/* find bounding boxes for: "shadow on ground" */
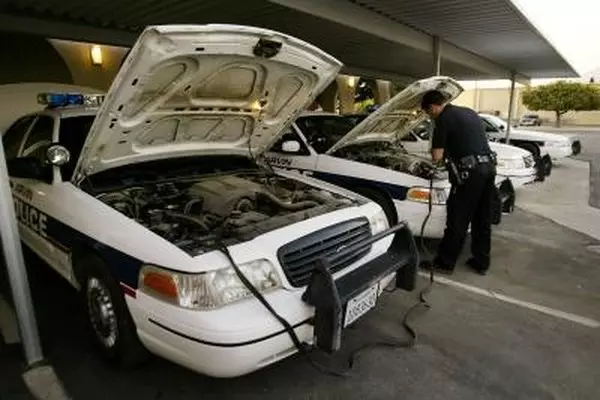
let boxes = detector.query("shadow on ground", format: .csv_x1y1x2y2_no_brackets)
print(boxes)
2,210,600,400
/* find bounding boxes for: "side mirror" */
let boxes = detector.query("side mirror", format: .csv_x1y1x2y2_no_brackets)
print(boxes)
46,144,70,166
281,140,301,153
498,125,505,131
7,157,47,180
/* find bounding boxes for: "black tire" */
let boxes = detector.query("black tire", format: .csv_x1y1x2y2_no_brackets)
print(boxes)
354,187,398,226
542,155,553,177
518,142,540,158
80,254,148,368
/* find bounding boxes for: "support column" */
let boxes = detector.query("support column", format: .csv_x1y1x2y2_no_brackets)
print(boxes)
505,71,517,142
316,80,339,112
335,75,357,114
433,36,441,75
0,143,43,367
374,80,391,104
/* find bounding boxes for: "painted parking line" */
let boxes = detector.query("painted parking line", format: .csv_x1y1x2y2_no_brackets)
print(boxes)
418,272,600,328
0,294,20,344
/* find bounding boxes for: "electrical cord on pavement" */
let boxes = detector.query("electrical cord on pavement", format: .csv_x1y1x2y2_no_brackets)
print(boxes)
345,175,437,369
215,175,438,376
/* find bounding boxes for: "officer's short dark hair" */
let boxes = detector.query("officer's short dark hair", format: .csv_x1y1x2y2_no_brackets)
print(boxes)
420,90,447,110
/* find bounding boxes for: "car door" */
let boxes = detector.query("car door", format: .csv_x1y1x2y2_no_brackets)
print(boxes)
9,115,68,275
266,125,318,175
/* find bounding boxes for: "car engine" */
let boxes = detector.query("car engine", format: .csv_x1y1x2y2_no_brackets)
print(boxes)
333,141,442,180
95,174,355,255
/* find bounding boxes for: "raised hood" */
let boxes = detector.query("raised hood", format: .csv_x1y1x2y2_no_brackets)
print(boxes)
326,76,463,154
73,24,342,181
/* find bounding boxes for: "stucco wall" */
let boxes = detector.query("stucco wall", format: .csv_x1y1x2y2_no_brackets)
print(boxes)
0,83,100,132
455,86,600,126
48,39,128,91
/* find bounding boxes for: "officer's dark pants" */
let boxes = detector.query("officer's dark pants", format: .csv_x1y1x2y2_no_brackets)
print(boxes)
436,163,496,270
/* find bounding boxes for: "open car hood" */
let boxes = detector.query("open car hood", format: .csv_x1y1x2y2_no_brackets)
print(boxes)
326,76,463,154
73,24,342,182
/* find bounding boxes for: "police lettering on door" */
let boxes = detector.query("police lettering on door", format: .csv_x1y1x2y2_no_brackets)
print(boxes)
14,197,48,238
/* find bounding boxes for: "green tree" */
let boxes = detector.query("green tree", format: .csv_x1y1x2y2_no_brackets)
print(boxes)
522,81,600,127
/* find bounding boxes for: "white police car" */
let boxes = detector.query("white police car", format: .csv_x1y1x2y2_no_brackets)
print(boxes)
398,119,540,188
479,113,580,162
266,76,516,238
3,24,419,377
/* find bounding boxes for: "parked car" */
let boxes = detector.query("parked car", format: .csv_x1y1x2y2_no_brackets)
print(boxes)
3,24,419,378
479,113,581,161
519,114,542,126
265,76,516,239
345,116,543,187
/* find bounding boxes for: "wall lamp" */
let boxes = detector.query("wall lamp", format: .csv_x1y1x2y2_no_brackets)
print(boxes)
90,45,103,66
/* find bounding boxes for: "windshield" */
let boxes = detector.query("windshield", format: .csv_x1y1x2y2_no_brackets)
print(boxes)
295,115,357,153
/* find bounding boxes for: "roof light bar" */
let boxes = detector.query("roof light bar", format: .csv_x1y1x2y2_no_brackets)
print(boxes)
37,93,106,108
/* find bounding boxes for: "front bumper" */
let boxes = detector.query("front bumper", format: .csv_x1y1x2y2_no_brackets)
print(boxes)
547,144,573,160
130,223,418,378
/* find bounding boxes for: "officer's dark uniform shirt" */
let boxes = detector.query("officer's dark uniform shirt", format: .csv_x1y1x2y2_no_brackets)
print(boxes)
431,104,491,162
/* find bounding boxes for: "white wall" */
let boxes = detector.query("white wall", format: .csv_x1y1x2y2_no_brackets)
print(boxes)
0,83,100,133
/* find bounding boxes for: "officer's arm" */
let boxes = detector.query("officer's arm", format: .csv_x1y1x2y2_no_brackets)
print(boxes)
431,119,446,164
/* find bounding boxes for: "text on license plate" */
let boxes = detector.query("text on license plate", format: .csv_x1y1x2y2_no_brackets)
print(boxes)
344,283,379,327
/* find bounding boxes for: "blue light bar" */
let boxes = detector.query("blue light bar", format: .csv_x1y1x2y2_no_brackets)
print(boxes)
37,93,105,108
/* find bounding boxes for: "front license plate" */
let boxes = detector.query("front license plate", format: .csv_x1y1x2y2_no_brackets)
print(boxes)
344,283,379,327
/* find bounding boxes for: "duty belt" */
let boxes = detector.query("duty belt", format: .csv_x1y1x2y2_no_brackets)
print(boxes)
457,153,497,170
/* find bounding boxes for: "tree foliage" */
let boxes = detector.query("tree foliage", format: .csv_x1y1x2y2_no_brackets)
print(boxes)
522,81,600,126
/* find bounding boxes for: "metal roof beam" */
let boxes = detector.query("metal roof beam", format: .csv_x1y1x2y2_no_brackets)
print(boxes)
0,13,137,46
268,0,530,83
341,65,418,86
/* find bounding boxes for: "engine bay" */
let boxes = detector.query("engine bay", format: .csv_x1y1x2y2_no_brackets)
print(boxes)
333,141,446,180
95,173,356,255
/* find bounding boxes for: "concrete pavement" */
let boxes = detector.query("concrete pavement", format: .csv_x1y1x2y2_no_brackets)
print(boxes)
517,158,600,240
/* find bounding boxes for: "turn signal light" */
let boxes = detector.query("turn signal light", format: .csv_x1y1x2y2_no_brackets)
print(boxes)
142,271,178,300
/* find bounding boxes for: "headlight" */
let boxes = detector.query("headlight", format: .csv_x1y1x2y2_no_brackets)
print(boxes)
139,260,282,310
406,187,447,205
497,158,525,169
368,208,389,234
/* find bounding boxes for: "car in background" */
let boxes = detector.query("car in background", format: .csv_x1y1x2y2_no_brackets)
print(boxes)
265,76,516,239
3,24,419,378
344,115,544,187
519,114,542,126
479,113,581,162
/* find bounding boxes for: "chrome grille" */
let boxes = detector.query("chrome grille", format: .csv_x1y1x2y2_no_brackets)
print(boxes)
277,218,372,287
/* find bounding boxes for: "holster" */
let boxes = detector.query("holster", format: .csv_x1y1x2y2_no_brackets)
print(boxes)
446,159,469,186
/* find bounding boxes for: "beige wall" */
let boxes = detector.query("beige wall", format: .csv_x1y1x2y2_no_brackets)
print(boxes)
455,86,600,126
49,39,128,91
0,83,99,132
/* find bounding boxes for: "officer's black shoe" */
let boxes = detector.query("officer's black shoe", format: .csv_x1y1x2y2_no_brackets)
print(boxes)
466,258,489,276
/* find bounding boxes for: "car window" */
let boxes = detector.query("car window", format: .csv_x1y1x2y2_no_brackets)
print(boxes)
481,118,499,133
270,126,310,155
2,115,35,160
411,121,432,141
57,115,95,181
22,116,54,157
296,116,355,154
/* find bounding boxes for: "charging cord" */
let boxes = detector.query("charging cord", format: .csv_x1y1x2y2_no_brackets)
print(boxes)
216,178,438,377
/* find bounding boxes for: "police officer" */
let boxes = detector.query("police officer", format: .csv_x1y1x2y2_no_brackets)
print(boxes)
420,90,497,275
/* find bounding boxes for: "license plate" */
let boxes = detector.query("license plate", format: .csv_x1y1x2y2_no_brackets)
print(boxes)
344,283,379,327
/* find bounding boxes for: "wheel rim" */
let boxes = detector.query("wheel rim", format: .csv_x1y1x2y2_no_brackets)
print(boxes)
87,277,118,349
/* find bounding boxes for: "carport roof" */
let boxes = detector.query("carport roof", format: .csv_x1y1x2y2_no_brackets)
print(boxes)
0,0,578,83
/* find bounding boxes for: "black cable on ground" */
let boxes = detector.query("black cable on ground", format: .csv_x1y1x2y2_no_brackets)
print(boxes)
346,176,437,369
216,176,438,376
